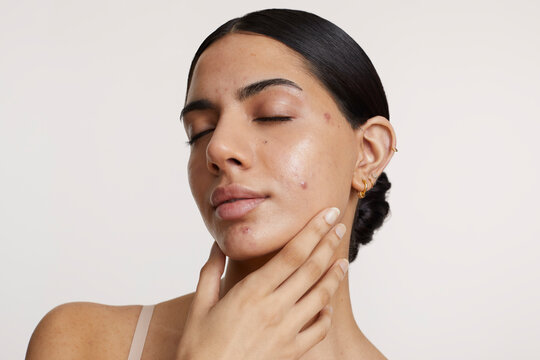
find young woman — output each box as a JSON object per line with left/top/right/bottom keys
{"left": 26, "top": 8, "right": 397, "bottom": 360}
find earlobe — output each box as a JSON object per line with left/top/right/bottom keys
{"left": 351, "top": 115, "right": 397, "bottom": 194}
{"left": 356, "top": 178, "right": 371, "bottom": 199}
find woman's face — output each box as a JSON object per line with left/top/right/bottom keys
{"left": 183, "top": 33, "right": 359, "bottom": 260}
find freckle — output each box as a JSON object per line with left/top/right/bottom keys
{"left": 300, "top": 181, "right": 308, "bottom": 189}
{"left": 263, "top": 140, "right": 268, "bottom": 144}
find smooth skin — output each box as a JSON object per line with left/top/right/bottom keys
{"left": 25, "top": 32, "right": 396, "bottom": 360}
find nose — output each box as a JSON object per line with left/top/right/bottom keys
{"left": 205, "top": 116, "right": 252, "bottom": 175}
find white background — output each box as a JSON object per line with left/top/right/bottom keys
{"left": 1, "top": 0, "right": 539, "bottom": 359}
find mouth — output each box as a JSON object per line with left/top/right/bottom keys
{"left": 210, "top": 184, "right": 268, "bottom": 220}
{"left": 222, "top": 198, "right": 247, "bottom": 204}
{"left": 215, "top": 197, "right": 267, "bottom": 220}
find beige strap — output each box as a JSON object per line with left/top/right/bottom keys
{"left": 127, "top": 305, "right": 155, "bottom": 360}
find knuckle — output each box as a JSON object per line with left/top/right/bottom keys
{"left": 334, "top": 263, "right": 346, "bottom": 280}
{"left": 311, "top": 217, "right": 329, "bottom": 237}
{"left": 327, "top": 273, "right": 341, "bottom": 291}
{"left": 228, "top": 281, "right": 255, "bottom": 309}
{"left": 326, "top": 230, "right": 342, "bottom": 248}
{"left": 318, "top": 288, "right": 331, "bottom": 307}
{"left": 316, "top": 323, "right": 328, "bottom": 343}
{"left": 235, "top": 288, "right": 256, "bottom": 309}
{"left": 283, "top": 345, "right": 298, "bottom": 360}
{"left": 325, "top": 313, "right": 333, "bottom": 328}
{"left": 260, "top": 305, "right": 282, "bottom": 326}
{"left": 239, "top": 275, "right": 265, "bottom": 300}
{"left": 304, "top": 259, "right": 323, "bottom": 281}
{"left": 281, "top": 243, "right": 308, "bottom": 267}
{"left": 323, "top": 315, "right": 332, "bottom": 332}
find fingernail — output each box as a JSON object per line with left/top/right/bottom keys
{"left": 338, "top": 259, "right": 349, "bottom": 276}
{"left": 335, "top": 224, "right": 346, "bottom": 239}
{"left": 324, "top": 207, "right": 340, "bottom": 225}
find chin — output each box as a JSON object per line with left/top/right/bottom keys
{"left": 215, "top": 226, "right": 288, "bottom": 261}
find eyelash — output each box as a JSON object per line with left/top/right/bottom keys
{"left": 186, "top": 116, "right": 293, "bottom": 146}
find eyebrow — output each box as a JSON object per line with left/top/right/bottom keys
{"left": 180, "top": 78, "right": 303, "bottom": 121}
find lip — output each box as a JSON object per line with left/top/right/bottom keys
{"left": 211, "top": 184, "right": 268, "bottom": 220}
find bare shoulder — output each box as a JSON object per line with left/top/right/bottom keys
{"left": 26, "top": 301, "right": 142, "bottom": 360}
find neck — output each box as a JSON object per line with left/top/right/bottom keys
{"left": 217, "top": 227, "right": 376, "bottom": 358}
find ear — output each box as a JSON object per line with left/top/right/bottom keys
{"left": 351, "top": 115, "right": 397, "bottom": 193}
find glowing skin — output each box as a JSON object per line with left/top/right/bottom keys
{"left": 184, "top": 33, "right": 357, "bottom": 262}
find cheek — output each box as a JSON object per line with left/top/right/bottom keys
{"left": 275, "top": 138, "right": 315, "bottom": 190}
{"left": 271, "top": 136, "right": 331, "bottom": 201}
{"left": 269, "top": 129, "right": 351, "bottom": 211}
{"left": 187, "top": 156, "right": 198, "bottom": 193}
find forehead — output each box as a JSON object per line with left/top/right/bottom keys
{"left": 187, "top": 32, "right": 312, "bottom": 100}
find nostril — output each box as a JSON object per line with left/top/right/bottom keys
{"left": 207, "top": 152, "right": 246, "bottom": 173}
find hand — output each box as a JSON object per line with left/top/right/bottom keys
{"left": 176, "top": 207, "right": 349, "bottom": 360}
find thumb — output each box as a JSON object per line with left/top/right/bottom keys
{"left": 192, "top": 241, "right": 226, "bottom": 315}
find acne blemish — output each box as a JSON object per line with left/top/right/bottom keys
{"left": 300, "top": 181, "right": 308, "bottom": 189}
{"left": 242, "top": 226, "right": 251, "bottom": 234}
{"left": 324, "top": 112, "right": 332, "bottom": 124}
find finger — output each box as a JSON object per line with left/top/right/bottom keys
{"left": 273, "top": 223, "right": 346, "bottom": 307}
{"left": 191, "top": 241, "right": 226, "bottom": 315}
{"left": 248, "top": 207, "right": 341, "bottom": 296}
{"left": 294, "top": 305, "right": 333, "bottom": 357}
{"left": 290, "top": 259, "right": 348, "bottom": 334}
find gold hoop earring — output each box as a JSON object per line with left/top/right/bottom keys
{"left": 357, "top": 179, "right": 368, "bottom": 199}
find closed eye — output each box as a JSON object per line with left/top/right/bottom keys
{"left": 255, "top": 116, "right": 293, "bottom": 122}
{"left": 186, "top": 128, "right": 214, "bottom": 146}
{"left": 186, "top": 117, "right": 293, "bottom": 146}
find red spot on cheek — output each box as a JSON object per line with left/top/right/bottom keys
{"left": 300, "top": 181, "right": 308, "bottom": 189}
{"left": 324, "top": 112, "right": 332, "bottom": 124}
{"left": 242, "top": 226, "right": 251, "bottom": 234}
